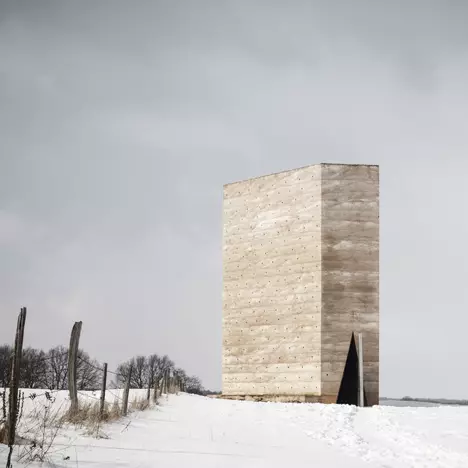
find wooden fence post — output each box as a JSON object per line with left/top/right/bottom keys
{"left": 100, "top": 363, "right": 107, "bottom": 418}
{"left": 357, "top": 333, "right": 364, "bottom": 407}
{"left": 169, "top": 370, "right": 175, "bottom": 394}
{"left": 161, "top": 371, "right": 166, "bottom": 394}
{"left": 68, "top": 321, "right": 82, "bottom": 415}
{"left": 153, "top": 378, "right": 159, "bottom": 403}
{"left": 5, "top": 307, "right": 27, "bottom": 467}
{"left": 122, "top": 364, "right": 132, "bottom": 416}
{"left": 147, "top": 378, "right": 151, "bottom": 402}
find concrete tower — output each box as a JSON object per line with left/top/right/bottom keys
{"left": 222, "top": 163, "right": 379, "bottom": 405}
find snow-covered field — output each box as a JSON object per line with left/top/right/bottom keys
{"left": 2, "top": 391, "right": 468, "bottom": 467}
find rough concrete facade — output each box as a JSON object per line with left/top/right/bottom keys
{"left": 222, "top": 163, "right": 379, "bottom": 405}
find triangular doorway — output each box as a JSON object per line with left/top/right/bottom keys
{"left": 336, "top": 332, "right": 367, "bottom": 406}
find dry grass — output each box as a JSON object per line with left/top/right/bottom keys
{"left": 60, "top": 398, "right": 122, "bottom": 439}
{"left": 61, "top": 394, "right": 156, "bottom": 438}
{"left": 130, "top": 396, "right": 151, "bottom": 412}
{"left": 62, "top": 399, "right": 120, "bottom": 425}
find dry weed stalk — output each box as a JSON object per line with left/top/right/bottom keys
{"left": 17, "top": 398, "right": 66, "bottom": 464}
{"left": 0, "top": 389, "right": 6, "bottom": 443}
{"left": 1, "top": 388, "right": 6, "bottom": 421}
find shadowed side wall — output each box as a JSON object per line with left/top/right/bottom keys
{"left": 222, "top": 165, "right": 322, "bottom": 396}
{"left": 320, "top": 164, "right": 380, "bottom": 405}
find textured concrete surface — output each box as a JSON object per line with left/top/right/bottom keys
{"left": 321, "top": 164, "right": 379, "bottom": 405}
{"left": 222, "top": 163, "right": 379, "bottom": 404}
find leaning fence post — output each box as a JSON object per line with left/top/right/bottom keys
{"left": 122, "top": 364, "right": 133, "bottom": 416}
{"left": 100, "top": 363, "right": 108, "bottom": 418}
{"left": 5, "top": 307, "right": 27, "bottom": 460}
{"left": 68, "top": 321, "right": 82, "bottom": 415}
{"left": 357, "top": 333, "right": 364, "bottom": 407}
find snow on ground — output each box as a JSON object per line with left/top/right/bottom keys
{"left": 2, "top": 391, "right": 468, "bottom": 467}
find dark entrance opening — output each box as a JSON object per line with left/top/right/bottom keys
{"left": 336, "top": 332, "right": 367, "bottom": 406}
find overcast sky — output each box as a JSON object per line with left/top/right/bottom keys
{"left": 1, "top": 0, "right": 468, "bottom": 398}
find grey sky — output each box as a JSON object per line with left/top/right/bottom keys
{"left": 1, "top": 0, "right": 468, "bottom": 397}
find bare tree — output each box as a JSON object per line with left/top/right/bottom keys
{"left": 116, "top": 354, "right": 176, "bottom": 389}
{"left": 174, "top": 367, "right": 187, "bottom": 389}
{"left": 146, "top": 354, "right": 160, "bottom": 389}
{"left": 76, "top": 351, "right": 101, "bottom": 390}
{"left": 44, "top": 346, "right": 68, "bottom": 390}
{"left": 146, "top": 354, "right": 174, "bottom": 386}
{"left": 159, "top": 355, "right": 174, "bottom": 375}
{"left": 1, "top": 342, "right": 105, "bottom": 392}
{"left": 133, "top": 356, "right": 147, "bottom": 388}
{"left": 185, "top": 375, "right": 204, "bottom": 395}
{"left": 20, "top": 348, "right": 48, "bottom": 388}
{"left": 116, "top": 360, "right": 130, "bottom": 387}
{"left": 114, "top": 354, "right": 202, "bottom": 393}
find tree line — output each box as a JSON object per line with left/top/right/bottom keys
{"left": 0, "top": 344, "right": 204, "bottom": 394}
{"left": 115, "top": 355, "right": 203, "bottom": 394}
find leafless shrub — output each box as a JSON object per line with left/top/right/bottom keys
{"left": 17, "top": 399, "right": 65, "bottom": 464}
{"left": 0, "top": 389, "right": 26, "bottom": 446}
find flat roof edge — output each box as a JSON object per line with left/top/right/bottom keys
{"left": 223, "top": 163, "right": 379, "bottom": 187}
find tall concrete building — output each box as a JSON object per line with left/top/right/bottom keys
{"left": 222, "top": 163, "right": 379, "bottom": 405}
